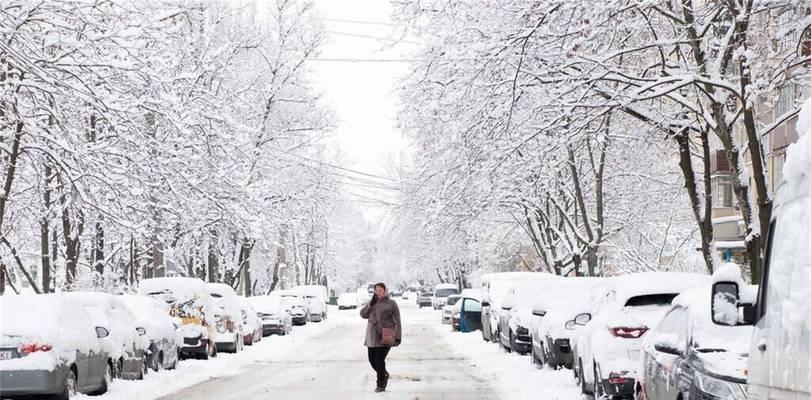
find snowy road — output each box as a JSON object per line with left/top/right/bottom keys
{"left": 84, "top": 300, "right": 579, "bottom": 400}
{"left": 157, "top": 302, "right": 499, "bottom": 400}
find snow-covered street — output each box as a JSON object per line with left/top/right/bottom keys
{"left": 72, "top": 301, "right": 581, "bottom": 400}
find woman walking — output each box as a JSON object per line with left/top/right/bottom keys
{"left": 360, "top": 282, "right": 402, "bottom": 392}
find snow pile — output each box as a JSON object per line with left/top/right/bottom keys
{"left": 610, "top": 272, "right": 710, "bottom": 305}
{"left": 435, "top": 320, "right": 579, "bottom": 399}
{"left": 0, "top": 294, "right": 101, "bottom": 371}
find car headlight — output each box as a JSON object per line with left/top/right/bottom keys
{"left": 516, "top": 326, "right": 529, "bottom": 335}
{"left": 695, "top": 371, "right": 747, "bottom": 400}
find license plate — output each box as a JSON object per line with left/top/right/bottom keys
{"left": 0, "top": 350, "right": 13, "bottom": 360}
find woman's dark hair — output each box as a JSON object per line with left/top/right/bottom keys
{"left": 374, "top": 282, "right": 387, "bottom": 291}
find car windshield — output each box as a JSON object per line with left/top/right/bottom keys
{"left": 435, "top": 288, "right": 458, "bottom": 297}
{"left": 624, "top": 293, "right": 677, "bottom": 307}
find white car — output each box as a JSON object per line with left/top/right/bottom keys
{"left": 65, "top": 292, "right": 147, "bottom": 380}
{"left": 431, "top": 283, "right": 459, "bottom": 310}
{"left": 528, "top": 277, "right": 607, "bottom": 369}
{"left": 574, "top": 272, "right": 709, "bottom": 399}
{"left": 441, "top": 295, "right": 462, "bottom": 324}
{"left": 247, "top": 295, "right": 293, "bottom": 336}
{"left": 497, "top": 277, "right": 563, "bottom": 354}
{"left": 119, "top": 294, "right": 181, "bottom": 372}
{"left": 275, "top": 291, "right": 309, "bottom": 325}
{"left": 478, "top": 272, "right": 556, "bottom": 343}
{"left": 237, "top": 297, "right": 263, "bottom": 346}
{"left": 206, "top": 283, "right": 245, "bottom": 353}
{"left": 337, "top": 292, "right": 360, "bottom": 309}
{"left": 292, "top": 285, "right": 329, "bottom": 321}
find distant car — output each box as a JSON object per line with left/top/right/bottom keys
{"left": 119, "top": 294, "right": 181, "bottom": 372}
{"left": 237, "top": 297, "right": 263, "bottom": 346}
{"left": 636, "top": 285, "right": 753, "bottom": 400}
{"left": 528, "top": 277, "right": 606, "bottom": 369}
{"left": 292, "top": 285, "right": 329, "bottom": 321}
{"left": 139, "top": 277, "right": 218, "bottom": 360}
{"left": 574, "top": 272, "right": 709, "bottom": 399}
{"left": 276, "top": 291, "right": 309, "bottom": 325}
{"left": 0, "top": 294, "right": 113, "bottom": 399}
{"left": 441, "top": 295, "right": 462, "bottom": 324}
{"left": 338, "top": 293, "right": 360, "bottom": 309}
{"left": 417, "top": 291, "right": 433, "bottom": 308}
{"left": 431, "top": 283, "right": 459, "bottom": 310}
{"left": 247, "top": 295, "right": 293, "bottom": 336}
{"left": 65, "top": 292, "right": 147, "bottom": 380}
{"left": 452, "top": 290, "right": 484, "bottom": 332}
{"left": 206, "top": 283, "right": 245, "bottom": 353}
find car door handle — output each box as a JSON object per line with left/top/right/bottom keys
{"left": 757, "top": 342, "right": 767, "bottom": 352}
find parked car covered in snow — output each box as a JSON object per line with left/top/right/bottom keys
{"left": 139, "top": 277, "right": 217, "bottom": 360}
{"left": 497, "top": 276, "right": 562, "bottom": 354}
{"left": 478, "top": 272, "right": 556, "bottom": 344}
{"left": 206, "top": 283, "right": 244, "bottom": 353}
{"left": 710, "top": 108, "right": 811, "bottom": 400}
{"left": 529, "top": 277, "right": 607, "bottom": 369}
{"left": 237, "top": 297, "right": 263, "bottom": 346}
{"left": 337, "top": 292, "right": 360, "bottom": 309}
{"left": 119, "top": 294, "right": 180, "bottom": 372}
{"left": 275, "top": 291, "right": 309, "bottom": 325}
{"left": 65, "top": 292, "right": 147, "bottom": 380}
{"left": 0, "top": 294, "right": 113, "bottom": 399}
{"left": 441, "top": 294, "right": 462, "bottom": 324}
{"left": 573, "top": 272, "right": 708, "bottom": 399}
{"left": 247, "top": 295, "right": 293, "bottom": 336}
{"left": 292, "top": 285, "right": 329, "bottom": 321}
{"left": 431, "top": 283, "right": 459, "bottom": 310}
{"left": 636, "top": 285, "right": 753, "bottom": 400}
{"left": 416, "top": 290, "right": 433, "bottom": 308}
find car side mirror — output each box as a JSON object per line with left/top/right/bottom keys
{"left": 711, "top": 282, "right": 742, "bottom": 326}
{"left": 481, "top": 301, "right": 490, "bottom": 308}
{"left": 136, "top": 327, "right": 147, "bottom": 336}
{"left": 564, "top": 320, "right": 576, "bottom": 330}
{"left": 574, "top": 313, "right": 592, "bottom": 326}
{"left": 95, "top": 326, "right": 110, "bottom": 339}
{"left": 654, "top": 335, "right": 682, "bottom": 355}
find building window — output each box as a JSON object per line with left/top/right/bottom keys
{"left": 712, "top": 175, "right": 734, "bottom": 208}
{"left": 772, "top": 152, "right": 786, "bottom": 190}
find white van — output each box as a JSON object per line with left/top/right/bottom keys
{"left": 712, "top": 100, "right": 811, "bottom": 399}
{"left": 431, "top": 283, "right": 459, "bottom": 310}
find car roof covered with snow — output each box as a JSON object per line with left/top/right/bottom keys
{"left": 607, "top": 272, "right": 709, "bottom": 306}
{"left": 138, "top": 277, "right": 213, "bottom": 305}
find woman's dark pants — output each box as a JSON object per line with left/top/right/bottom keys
{"left": 367, "top": 346, "right": 391, "bottom": 388}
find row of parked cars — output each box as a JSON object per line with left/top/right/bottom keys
{"left": 434, "top": 260, "right": 808, "bottom": 400}
{"left": 0, "top": 278, "right": 330, "bottom": 399}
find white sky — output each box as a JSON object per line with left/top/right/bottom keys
{"left": 309, "top": 0, "right": 416, "bottom": 219}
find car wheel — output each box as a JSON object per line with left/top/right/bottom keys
{"left": 634, "top": 382, "right": 646, "bottom": 400}
{"left": 530, "top": 346, "right": 541, "bottom": 368}
{"left": 114, "top": 358, "right": 123, "bottom": 379}
{"left": 481, "top": 329, "right": 489, "bottom": 342}
{"left": 55, "top": 366, "right": 78, "bottom": 400}
{"left": 155, "top": 352, "right": 164, "bottom": 372}
{"left": 593, "top": 364, "right": 605, "bottom": 398}
{"left": 96, "top": 361, "right": 113, "bottom": 395}
{"left": 139, "top": 359, "right": 148, "bottom": 380}
{"left": 578, "top": 359, "right": 592, "bottom": 395}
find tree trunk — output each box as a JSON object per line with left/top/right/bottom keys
{"left": 207, "top": 230, "right": 219, "bottom": 283}
{"left": 93, "top": 222, "right": 104, "bottom": 275}
{"left": 41, "top": 164, "right": 52, "bottom": 293}
{"left": 61, "top": 193, "right": 84, "bottom": 288}
{"left": 674, "top": 130, "right": 716, "bottom": 273}
{"left": 0, "top": 122, "right": 23, "bottom": 231}
{"left": 269, "top": 227, "right": 287, "bottom": 292}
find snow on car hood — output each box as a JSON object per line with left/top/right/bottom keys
{"left": 696, "top": 351, "right": 748, "bottom": 381}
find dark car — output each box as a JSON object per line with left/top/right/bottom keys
{"left": 417, "top": 291, "right": 433, "bottom": 308}
{"left": 637, "top": 286, "right": 752, "bottom": 400}
{"left": 1, "top": 295, "right": 114, "bottom": 399}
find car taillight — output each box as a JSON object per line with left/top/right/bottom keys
{"left": 608, "top": 372, "right": 631, "bottom": 385}
{"left": 608, "top": 327, "right": 648, "bottom": 338}
{"left": 20, "top": 344, "right": 52, "bottom": 353}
